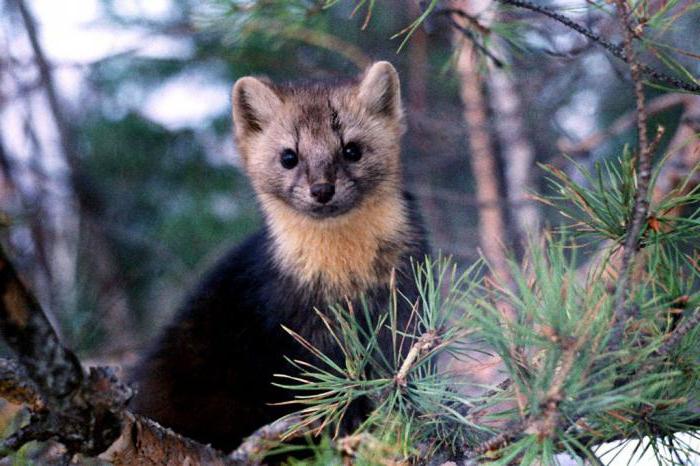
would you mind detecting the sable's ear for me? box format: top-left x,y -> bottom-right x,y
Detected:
357,61 -> 402,118
231,76 -> 282,139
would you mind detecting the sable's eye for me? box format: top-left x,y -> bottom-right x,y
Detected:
343,142 -> 362,162
280,148 -> 298,169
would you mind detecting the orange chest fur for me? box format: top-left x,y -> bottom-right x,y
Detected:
262,194 -> 408,298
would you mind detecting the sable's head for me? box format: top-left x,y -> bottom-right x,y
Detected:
231,62 -> 404,220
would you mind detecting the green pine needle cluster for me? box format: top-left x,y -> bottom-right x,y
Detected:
270,151 -> 700,465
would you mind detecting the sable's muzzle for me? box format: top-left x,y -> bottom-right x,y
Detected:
310,183 -> 335,204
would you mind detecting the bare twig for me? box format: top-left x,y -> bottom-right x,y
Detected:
448,17 -> 505,68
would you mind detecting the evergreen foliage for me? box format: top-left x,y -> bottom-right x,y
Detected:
273,148 -> 700,464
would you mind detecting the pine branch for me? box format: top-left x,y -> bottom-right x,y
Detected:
656,307 -> 700,358
447,17 -> 505,68
610,0 -> 654,329
451,2 -> 699,457
466,291 -> 605,460
394,330 -> 439,387
434,9 -> 505,68
467,0 -> 700,93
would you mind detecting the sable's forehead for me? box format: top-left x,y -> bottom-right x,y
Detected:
281,86 -> 351,137
295,102 -> 332,133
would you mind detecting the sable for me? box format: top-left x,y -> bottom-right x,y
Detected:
130,61 -> 430,451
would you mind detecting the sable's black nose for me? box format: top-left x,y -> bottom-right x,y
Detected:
310,183 -> 335,204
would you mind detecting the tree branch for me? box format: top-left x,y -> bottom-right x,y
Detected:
609,0 -> 654,329
0,242 -> 330,464
0,358 -> 43,410
102,412 -> 230,465
656,307 -> 700,358
0,244 -> 243,463
435,9 -> 505,68
0,247 -> 84,411
472,0 -> 700,93
229,414 -> 311,465
0,243 -> 127,455
558,93 -> 688,154
395,331 -> 439,387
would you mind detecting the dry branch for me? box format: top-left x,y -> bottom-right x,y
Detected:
0,244 -> 123,455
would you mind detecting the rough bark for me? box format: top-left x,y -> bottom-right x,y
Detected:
102,412 -> 230,466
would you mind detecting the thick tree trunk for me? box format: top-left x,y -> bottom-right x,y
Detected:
452,0 -> 511,286
488,61 -> 540,242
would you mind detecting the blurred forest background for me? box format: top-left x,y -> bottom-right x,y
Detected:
0,0 -> 698,374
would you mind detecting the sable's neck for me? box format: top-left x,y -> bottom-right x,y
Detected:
260,191 -> 410,299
